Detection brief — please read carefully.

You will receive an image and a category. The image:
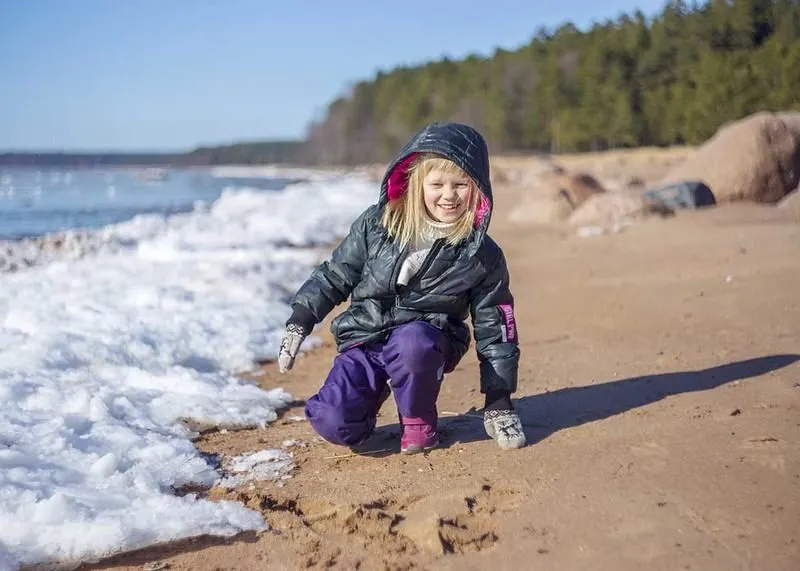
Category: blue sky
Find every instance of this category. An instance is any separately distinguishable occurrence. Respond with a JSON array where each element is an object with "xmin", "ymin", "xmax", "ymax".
[{"xmin": 0, "ymin": 0, "xmax": 668, "ymax": 151}]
